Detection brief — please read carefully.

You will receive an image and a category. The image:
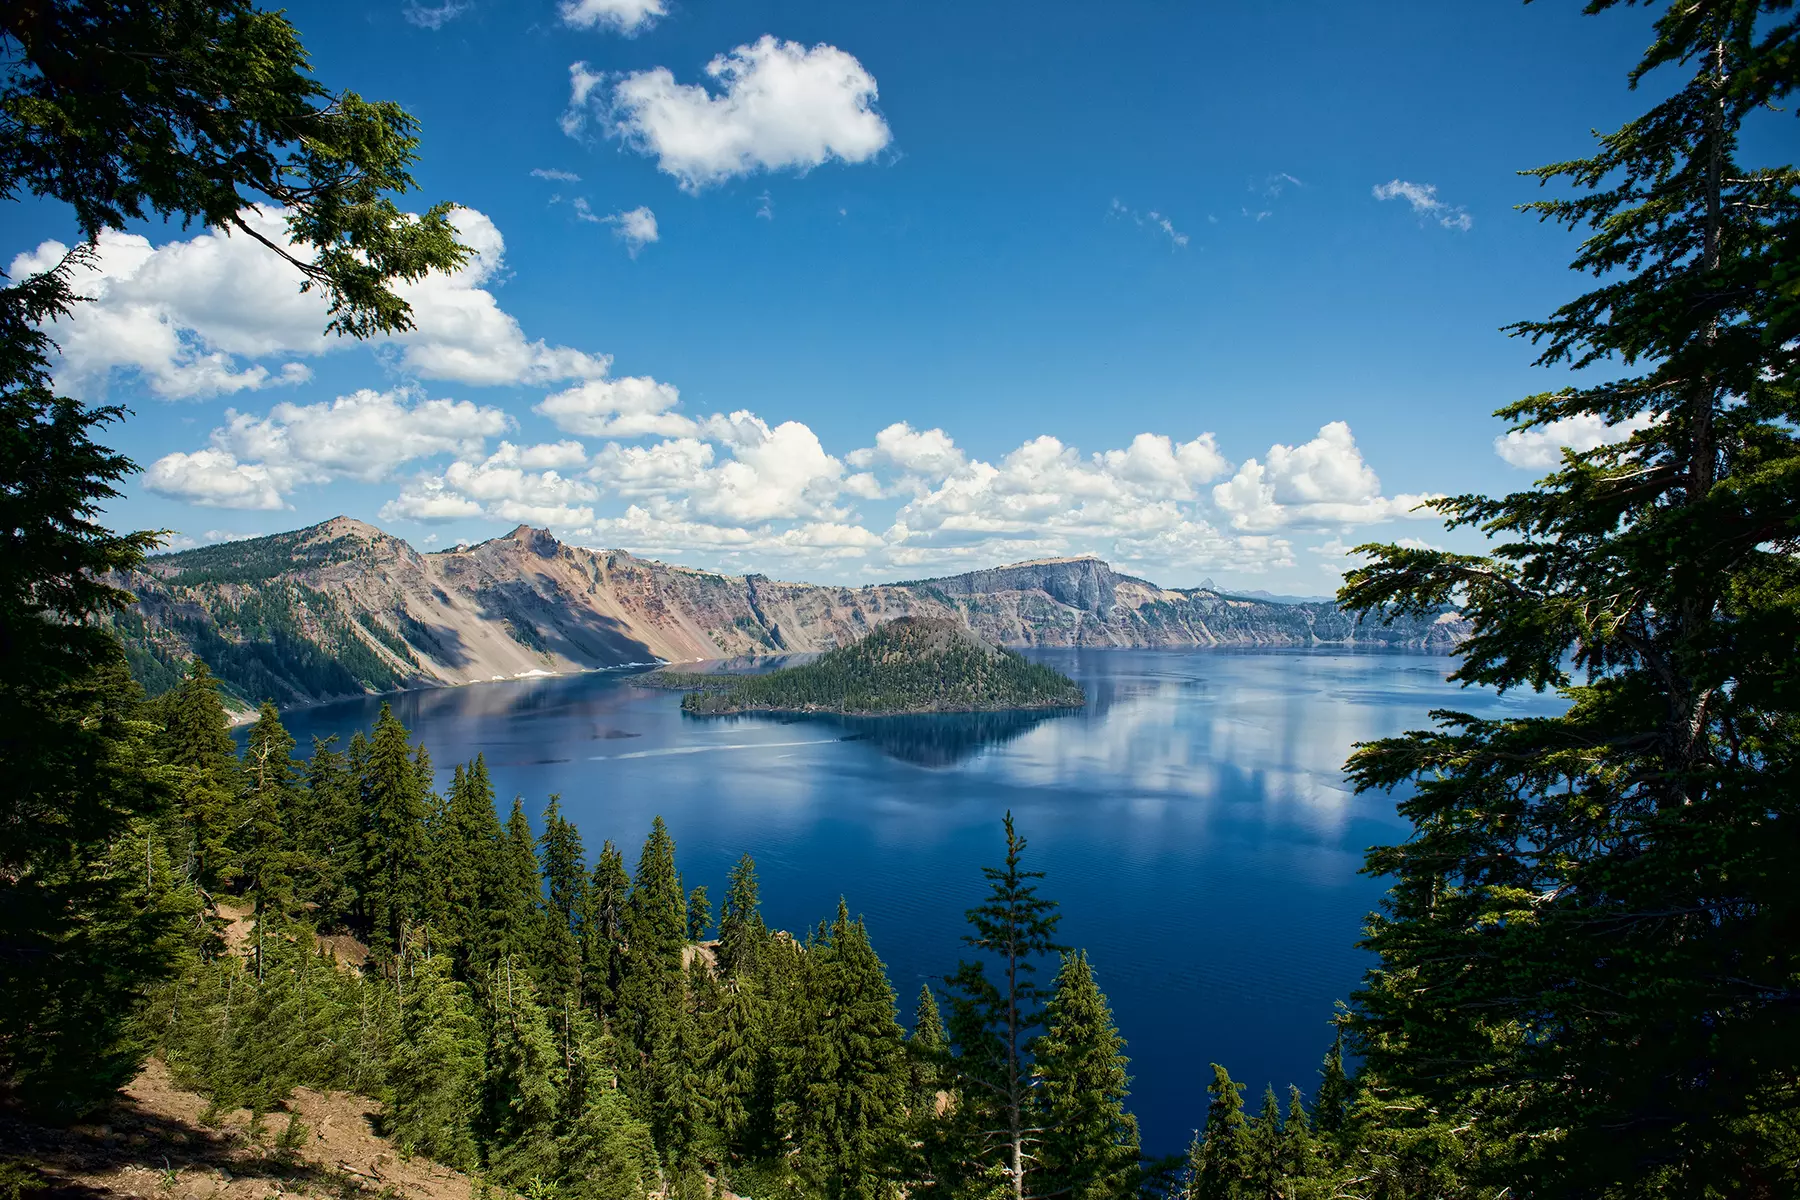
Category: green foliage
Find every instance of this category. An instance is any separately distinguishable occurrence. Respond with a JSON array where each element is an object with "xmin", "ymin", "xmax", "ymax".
[
  {"xmin": 661, "ymin": 617, "xmax": 1086, "ymax": 715},
  {"xmin": 357, "ymin": 704, "xmax": 431, "ymax": 957},
  {"xmin": 1189, "ymin": 1066, "xmax": 1250, "ymax": 1200},
  {"xmin": 782, "ymin": 901, "xmax": 909, "ymax": 1200},
  {"xmin": 1335, "ymin": 2, "xmax": 1800, "ymax": 1193},
  {"xmin": 391, "ymin": 946, "xmax": 484, "ymax": 1170},
  {"xmin": 1, "ymin": 0, "xmax": 468, "ymax": 337},
  {"xmin": 940, "ymin": 814, "xmax": 1068, "ymax": 1200},
  {"xmin": 1034, "ymin": 952, "xmax": 1141, "ymax": 1200}
]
